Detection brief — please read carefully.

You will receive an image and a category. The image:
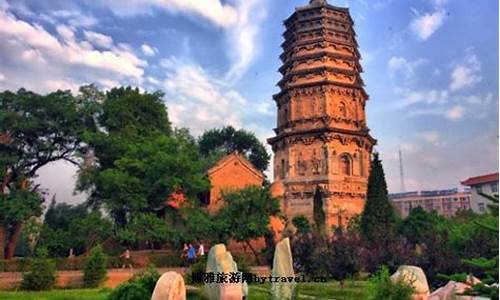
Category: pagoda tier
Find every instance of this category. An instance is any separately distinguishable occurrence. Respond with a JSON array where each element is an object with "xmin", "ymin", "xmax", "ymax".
[{"xmin": 268, "ymin": 0, "xmax": 376, "ymax": 229}]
